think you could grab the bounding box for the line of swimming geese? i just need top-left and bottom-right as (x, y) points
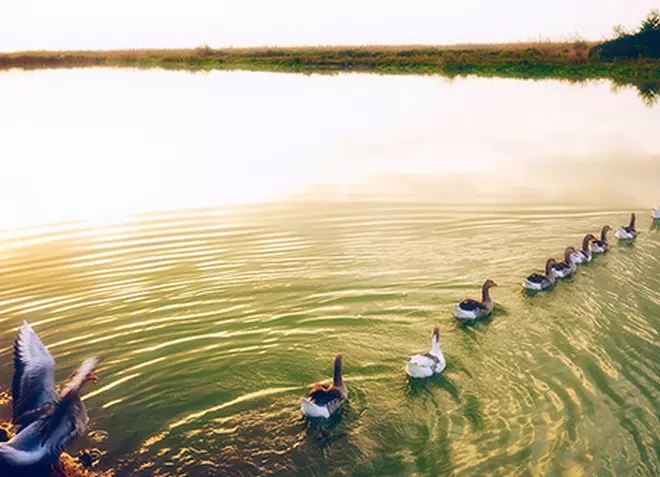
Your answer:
(0, 211), (652, 474)
(302, 212), (642, 418)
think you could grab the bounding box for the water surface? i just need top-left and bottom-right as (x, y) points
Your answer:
(0, 70), (658, 477)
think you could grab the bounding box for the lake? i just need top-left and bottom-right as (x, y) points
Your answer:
(0, 69), (658, 477)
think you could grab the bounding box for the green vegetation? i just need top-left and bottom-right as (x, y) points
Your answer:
(591, 9), (660, 60)
(1, 11), (659, 104)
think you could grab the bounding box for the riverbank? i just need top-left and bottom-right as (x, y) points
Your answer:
(1, 44), (659, 86)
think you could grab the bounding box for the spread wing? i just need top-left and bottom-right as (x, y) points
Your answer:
(39, 391), (89, 461)
(459, 299), (486, 311)
(12, 322), (57, 428)
(37, 358), (97, 461)
(59, 357), (99, 399)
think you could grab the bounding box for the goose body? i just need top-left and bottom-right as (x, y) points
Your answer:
(591, 225), (611, 254)
(301, 355), (347, 419)
(571, 234), (598, 264)
(453, 279), (497, 321)
(553, 247), (578, 278)
(405, 327), (446, 379)
(616, 213), (637, 240)
(0, 322), (99, 474)
(523, 259), (558, 290)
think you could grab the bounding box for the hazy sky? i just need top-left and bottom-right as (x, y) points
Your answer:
(1, 1), (658, 51)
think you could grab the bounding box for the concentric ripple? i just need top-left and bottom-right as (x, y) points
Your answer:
(0, 204), (658, 477)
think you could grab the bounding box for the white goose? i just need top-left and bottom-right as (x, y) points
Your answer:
(0, 322), (99, 474)
(405, 327), (446, 379)
(301, 355), (348, 419)
(616, 213), (637, 240)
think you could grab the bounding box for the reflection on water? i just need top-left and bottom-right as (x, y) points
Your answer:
(0, 70), (659, 477)
(0, 70), (659, 229)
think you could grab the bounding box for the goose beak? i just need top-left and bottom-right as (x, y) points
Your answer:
(89, 373), (99, 383)
(492, 282), (498, 287)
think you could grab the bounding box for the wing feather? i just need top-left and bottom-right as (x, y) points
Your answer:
(12, 322), (57, 427)
(459, 299), (486, 311)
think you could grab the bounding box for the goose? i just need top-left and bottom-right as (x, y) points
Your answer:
(0, 322), (99, 474)
(571, 234), (598, 264)
(523, 258), (558, 290)
(301, 355), (347, 419)
(652, 208), (660, 219)
(553, 246), (578, 278)
(405, 327), (446, 379)
(616, 213), (637, 240)
(591, 225), (611, 254)
(453, 279), (497, 321)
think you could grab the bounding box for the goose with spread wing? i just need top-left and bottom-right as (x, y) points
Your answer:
(0, 322), (99, 474)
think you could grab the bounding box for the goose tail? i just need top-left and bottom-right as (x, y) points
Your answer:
(301, 398), (330, 419)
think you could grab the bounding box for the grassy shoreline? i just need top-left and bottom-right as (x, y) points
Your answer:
(1, 45), (659, 78)
(2, 45), (659, 103)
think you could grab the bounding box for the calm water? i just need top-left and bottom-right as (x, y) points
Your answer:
(0, 70), (659, 477)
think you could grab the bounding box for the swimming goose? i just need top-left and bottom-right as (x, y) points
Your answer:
(0, 322), (99, 474)
(571, 234), (598, 264)
(553, 246), (578, 278)
(301, 355), (348, 419)
(652, 208), (660, 219)
(616, 213), (637, 240)
(523, 258), (558, 290)
(453, 279), (497, 321)
(405, 327), (446, 379)
(591, 225), (611, 254)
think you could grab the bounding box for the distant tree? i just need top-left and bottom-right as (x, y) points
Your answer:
(639, 9), (660, 33)
(612, 24), (628, 39)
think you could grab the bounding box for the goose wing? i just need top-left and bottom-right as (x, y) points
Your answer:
(526, 273), (547, 283)
(458, 299), (486, 312)
(39, 390), (89, 462)
(12, 322), (57, 428)
(59, 357), (99, 399)
(308, 385), (341, 404)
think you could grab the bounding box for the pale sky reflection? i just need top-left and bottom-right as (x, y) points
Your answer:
(0, 70), (659, 230)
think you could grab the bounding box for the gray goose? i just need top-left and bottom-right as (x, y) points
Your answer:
(0, 322), (99, 474)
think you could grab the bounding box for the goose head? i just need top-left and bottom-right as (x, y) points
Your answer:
(482, 279), (498, 292)
(583, 234), (597, 249)
(564, 246), (577, 261)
